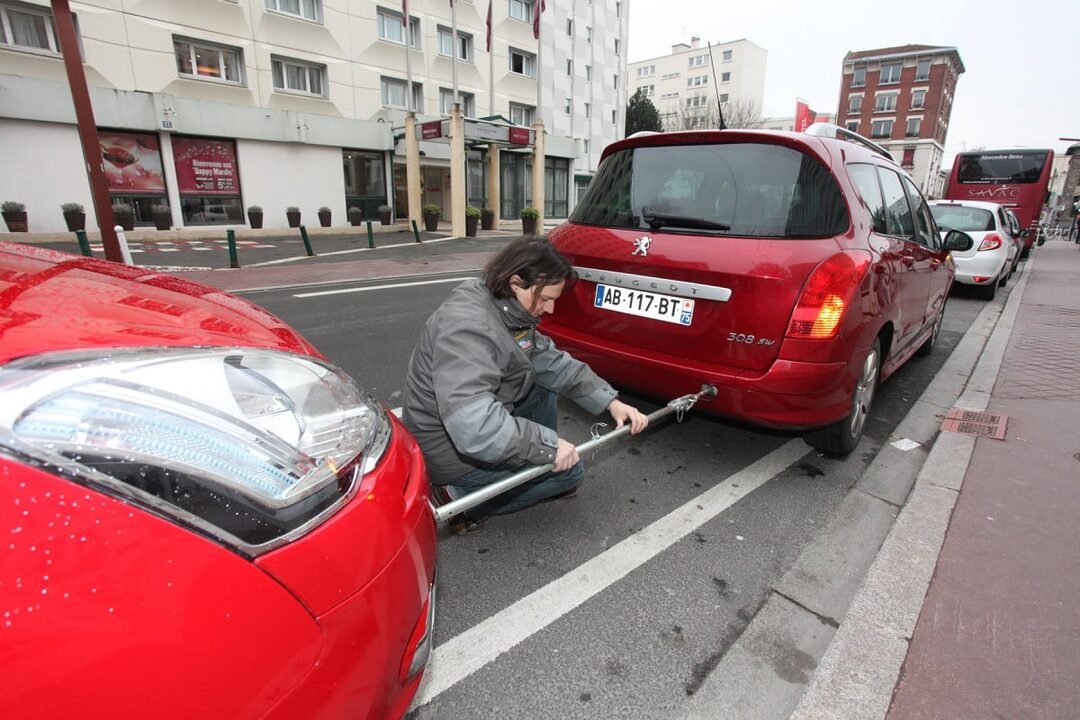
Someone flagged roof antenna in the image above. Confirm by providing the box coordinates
[706,41,726,130]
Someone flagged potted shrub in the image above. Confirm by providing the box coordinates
[348,206,364,226]
[111,201,135,231]
[61,202,85,232]
[247,205,263,229]
[377,204,393,225]
[422,203,441,232]
[286,206,301,228]
[318,205,332,227]
[465,205,481,237]
[151,202,172,231]
[2,201,28,232]
[480,206,495,230]
[520,206,540,236]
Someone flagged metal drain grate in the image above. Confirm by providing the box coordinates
[941,408,1008,440]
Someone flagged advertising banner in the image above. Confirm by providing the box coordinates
[172,137,240,195]
[98,131,166,193]
[794,100,818,133]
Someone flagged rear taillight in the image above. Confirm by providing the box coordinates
[786,251,872,340]
[978,233,1003,252]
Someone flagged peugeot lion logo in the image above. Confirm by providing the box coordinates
[632,236,652,257]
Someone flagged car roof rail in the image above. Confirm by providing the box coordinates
[804,122,895,163]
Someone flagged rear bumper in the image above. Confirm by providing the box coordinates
[546,323,853,431]
[954,252,1007,285]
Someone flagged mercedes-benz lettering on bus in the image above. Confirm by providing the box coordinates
[944,149,1054,256]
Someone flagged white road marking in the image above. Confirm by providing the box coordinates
[250,235,462,267]
[409,438,809,709]
[293,276,471,298]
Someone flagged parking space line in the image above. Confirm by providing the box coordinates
[293,276,471,298]
[409,438,809,709]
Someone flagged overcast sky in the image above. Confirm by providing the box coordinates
[626,0,1080,167]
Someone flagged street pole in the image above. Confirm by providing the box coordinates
[51,0,121,262]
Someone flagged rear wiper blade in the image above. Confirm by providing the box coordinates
[641,207,731,233]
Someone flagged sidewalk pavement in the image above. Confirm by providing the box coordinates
[792,238,1080,720]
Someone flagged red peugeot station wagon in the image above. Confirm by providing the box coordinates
[0,243,436,719]
[543,125,972,454]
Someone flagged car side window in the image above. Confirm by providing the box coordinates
[901,175,939,250]
[877,168,915,239]
[846,163,888,234]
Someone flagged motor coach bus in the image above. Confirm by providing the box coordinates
[944,149,1054,256]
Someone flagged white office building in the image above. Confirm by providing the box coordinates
[627,36,766,131]
[0,0,628,232]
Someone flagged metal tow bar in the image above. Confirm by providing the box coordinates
[430,384,718,524]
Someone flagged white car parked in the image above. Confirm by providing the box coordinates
[929,200,1019,301]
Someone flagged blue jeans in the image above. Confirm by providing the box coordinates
[444,384,584,520]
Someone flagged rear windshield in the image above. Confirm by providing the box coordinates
[956,151,1047,184]
[570,142,849,238]
[929,205,994,232]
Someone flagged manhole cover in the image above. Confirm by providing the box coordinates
[941,408,1008,440]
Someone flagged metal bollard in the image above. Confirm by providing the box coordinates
[298,225,314,256]
[114,225,134,265]
[226,229,239,268]
[75,229,92,257]
[412,219,422,243]
[365,220,375,249]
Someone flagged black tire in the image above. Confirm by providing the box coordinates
[976,280,997,301]
[916,301,945,358]
[805,338,881,455]
[998,266,1009,287]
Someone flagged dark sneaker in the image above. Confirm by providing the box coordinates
[448,513,484,536]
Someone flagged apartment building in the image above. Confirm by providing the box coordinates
[836,44,964,197]
[627,36,766,131]
[0,0,628,232]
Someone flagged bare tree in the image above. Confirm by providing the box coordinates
[661,98,764,132]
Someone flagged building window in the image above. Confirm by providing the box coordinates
[880,63,902,84]
[612,109,617,123]
[565,97,571,113]
[545,156,569,217]
[343,150,388,217]
[381,76,422,111]
[0,3,61,54]
[584,102,590,118]
[846,120,860,132]
[438,26,473,61]
[566,59,572,75]
[722,49,732,62]
[586,26,592,43]
[915,60,931,81]
[174,38,244,83]
[636,65,655,77]
[686,96,706,108]
[613,73,618,89]
[719,93,728,103]
[911,89,926,109]
[906,117,921,137]
[720,72,730,82]
[616,1,620,17]
[585,64,592,81]
[688,54,707,68]
[271,56,325,96]
[264,0,321,23]
[848,95,862,114]
[871,119,893,138]
[583,139,590,154]
[902,147,915,167]
[509,0,533,22]
[440,88,475,116]
[639,84,654,96]
[566,18,572,35]
[509,48,536,77]
[172,136,244,225]
[509,102,535,126]
[614,38,619,55]
[377,8,419,47]
[852,67,865,87]
[874,93,897,112]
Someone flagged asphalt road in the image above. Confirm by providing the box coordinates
[232,259,1015,719]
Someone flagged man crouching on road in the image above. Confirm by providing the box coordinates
[402,237,649,535]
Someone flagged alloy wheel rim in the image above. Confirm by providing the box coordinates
[849,347,879,439]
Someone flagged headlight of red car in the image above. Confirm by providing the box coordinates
[0,347,390,556]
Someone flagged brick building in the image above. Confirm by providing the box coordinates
[836,44,964,197]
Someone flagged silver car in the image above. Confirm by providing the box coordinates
[929,200,1018,301]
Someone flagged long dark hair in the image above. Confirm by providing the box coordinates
[482,238,574,299]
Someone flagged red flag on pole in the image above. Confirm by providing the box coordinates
[794,99,818,132]
[532,0,545,40]
[486,0,493,52]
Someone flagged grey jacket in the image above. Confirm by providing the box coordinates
[402,278,617,484]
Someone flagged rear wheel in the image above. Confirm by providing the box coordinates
[976,280,997,301]
[805,339,881,455]
[916,301,945,358]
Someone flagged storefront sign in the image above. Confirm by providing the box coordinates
[172,137,240,195]
[508,126,532,146]
[465,121,508,143]
[98,131,167,193]
[421,121,444,140]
